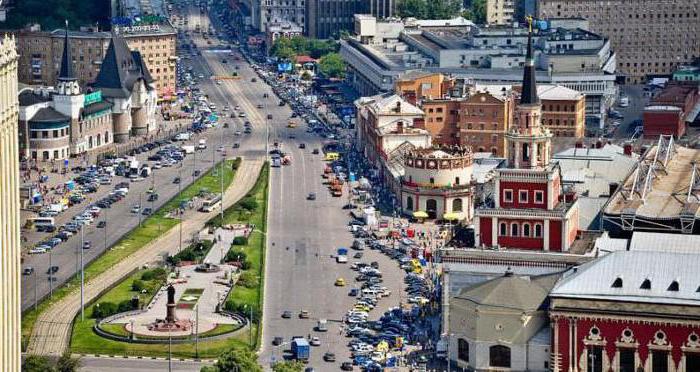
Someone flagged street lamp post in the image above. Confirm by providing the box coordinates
[80,224,85,321]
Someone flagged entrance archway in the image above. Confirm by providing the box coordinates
[426,199,437,219]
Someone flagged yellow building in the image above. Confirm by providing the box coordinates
[486,0,515,25]
[0,34,21,372]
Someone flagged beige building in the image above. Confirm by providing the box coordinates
[538,0,700,84]
[11,23,177,95]
[486,0,515,25]
[0,34,21,372]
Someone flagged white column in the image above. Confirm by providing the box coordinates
[543,219,550,251]
[494,178,501,208]
[491,217,498,247]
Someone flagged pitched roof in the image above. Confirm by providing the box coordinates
[455,271,561,311]
[58,26,76,81]
[29,107,70,122]
[91,32,154,98]
[551,250,700,306]
[520,30,539,105]
[369,93,424,116]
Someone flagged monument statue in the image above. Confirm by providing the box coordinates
[165,284,177,323]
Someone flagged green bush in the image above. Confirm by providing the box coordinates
[238,271,259,289]
[91,302,118,319]
[141,267,167,282]
[224,300,261,323]
[225,248,247,262]
[117,299,134,313]
[131,279,145,292]
[239,197,258,211]
[232,236,248,246]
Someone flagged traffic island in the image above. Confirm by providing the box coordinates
[22,158,241,351]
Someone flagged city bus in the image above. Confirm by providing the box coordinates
[29,217,55,229]
[200,195,222,213]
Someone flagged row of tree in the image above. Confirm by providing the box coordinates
[397,0,486,24]
[200,348,305,372]
[22,354,80,372]
[0,0,111,30]
[269,37,347,78]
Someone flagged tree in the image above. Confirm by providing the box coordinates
[239,197,258,211]
[22,355,55,372]
[470,0,487,24]
[131,279,145,292]
[397,0,427,18]
[272,360,305,372]
[319,53,346,78]
[203,348,262,372]
[56,353,81,372]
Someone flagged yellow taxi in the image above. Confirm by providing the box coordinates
[335,278,346,286]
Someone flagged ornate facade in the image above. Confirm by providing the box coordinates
[549,251,700,372]
[474,23,580,252]
[0,34,21,372]
[401,146,475,221]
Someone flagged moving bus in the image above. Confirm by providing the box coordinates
[200,195,222,213]
[29,217,55,228]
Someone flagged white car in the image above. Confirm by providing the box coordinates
[310,337,321,346]
[29,247,47,254]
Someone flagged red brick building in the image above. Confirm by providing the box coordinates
[549,250,700,372]
[474,28,579,252]
[643,83,700,138]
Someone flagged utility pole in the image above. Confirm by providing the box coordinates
[179,166,183,253]
[195,303,200,359]
[168,327,172,372]
[80,224,85,321]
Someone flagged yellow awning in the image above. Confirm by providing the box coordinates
[443,212,462,220]
[412,211,428,218]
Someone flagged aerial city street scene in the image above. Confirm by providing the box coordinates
[0,0,698,371]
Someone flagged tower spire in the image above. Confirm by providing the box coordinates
[58,20,75,82]
[520,15,539,105]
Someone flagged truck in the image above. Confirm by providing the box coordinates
[291,337,310,361]
[271,156,281,167]
[337,248,348,263]
[182,145,195,154]
[197,139,207,150]
[128,160,140,178]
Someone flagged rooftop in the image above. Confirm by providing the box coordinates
[551,250,700,306]
[18,89,52,106]
[604,143,700,218]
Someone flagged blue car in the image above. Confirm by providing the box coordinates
[349,288,358,296]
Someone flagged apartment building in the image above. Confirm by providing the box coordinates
[458,91,515,156]
[306,0,367,39]
[12,23,177,95]
[538,0,700,84]
[487,0,515,25]
[258,0,305,34]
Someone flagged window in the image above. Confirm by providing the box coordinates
[406,196,414,211]
[686,353,700,372]
[455,177,460,185]
[641,279,652,290]
[489,345,511,368]
[612,277,623,288]
[429,177,435,184]
[511,223,519,237]
[500,223,507,236]
[523,223,531,237]
[42,131,48,138]
[452,199,463,212]
[53,130,58,138]
[519,190,528,203]
[503,189,513,202]
[534,224,542,237]
[668,281,679,291]
[620,348,635,372]
[588,347,603,372]
[535,191,544,204]
[31,131,38,139]
[652,351,668,372]
[458,339,469,362]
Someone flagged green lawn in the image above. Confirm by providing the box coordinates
[218,166,269,349]
[22,159,239,351]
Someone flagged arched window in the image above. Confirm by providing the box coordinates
[500,223,507,236]
[641,279,652,290]
[511,223,519,237]
[458,339,469,362]
[406,196,414,211]
[452,199,463,212]
[535,224,542,237]
[489,345,511,368]
[668,281,679,291]
[523,223,530,237]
